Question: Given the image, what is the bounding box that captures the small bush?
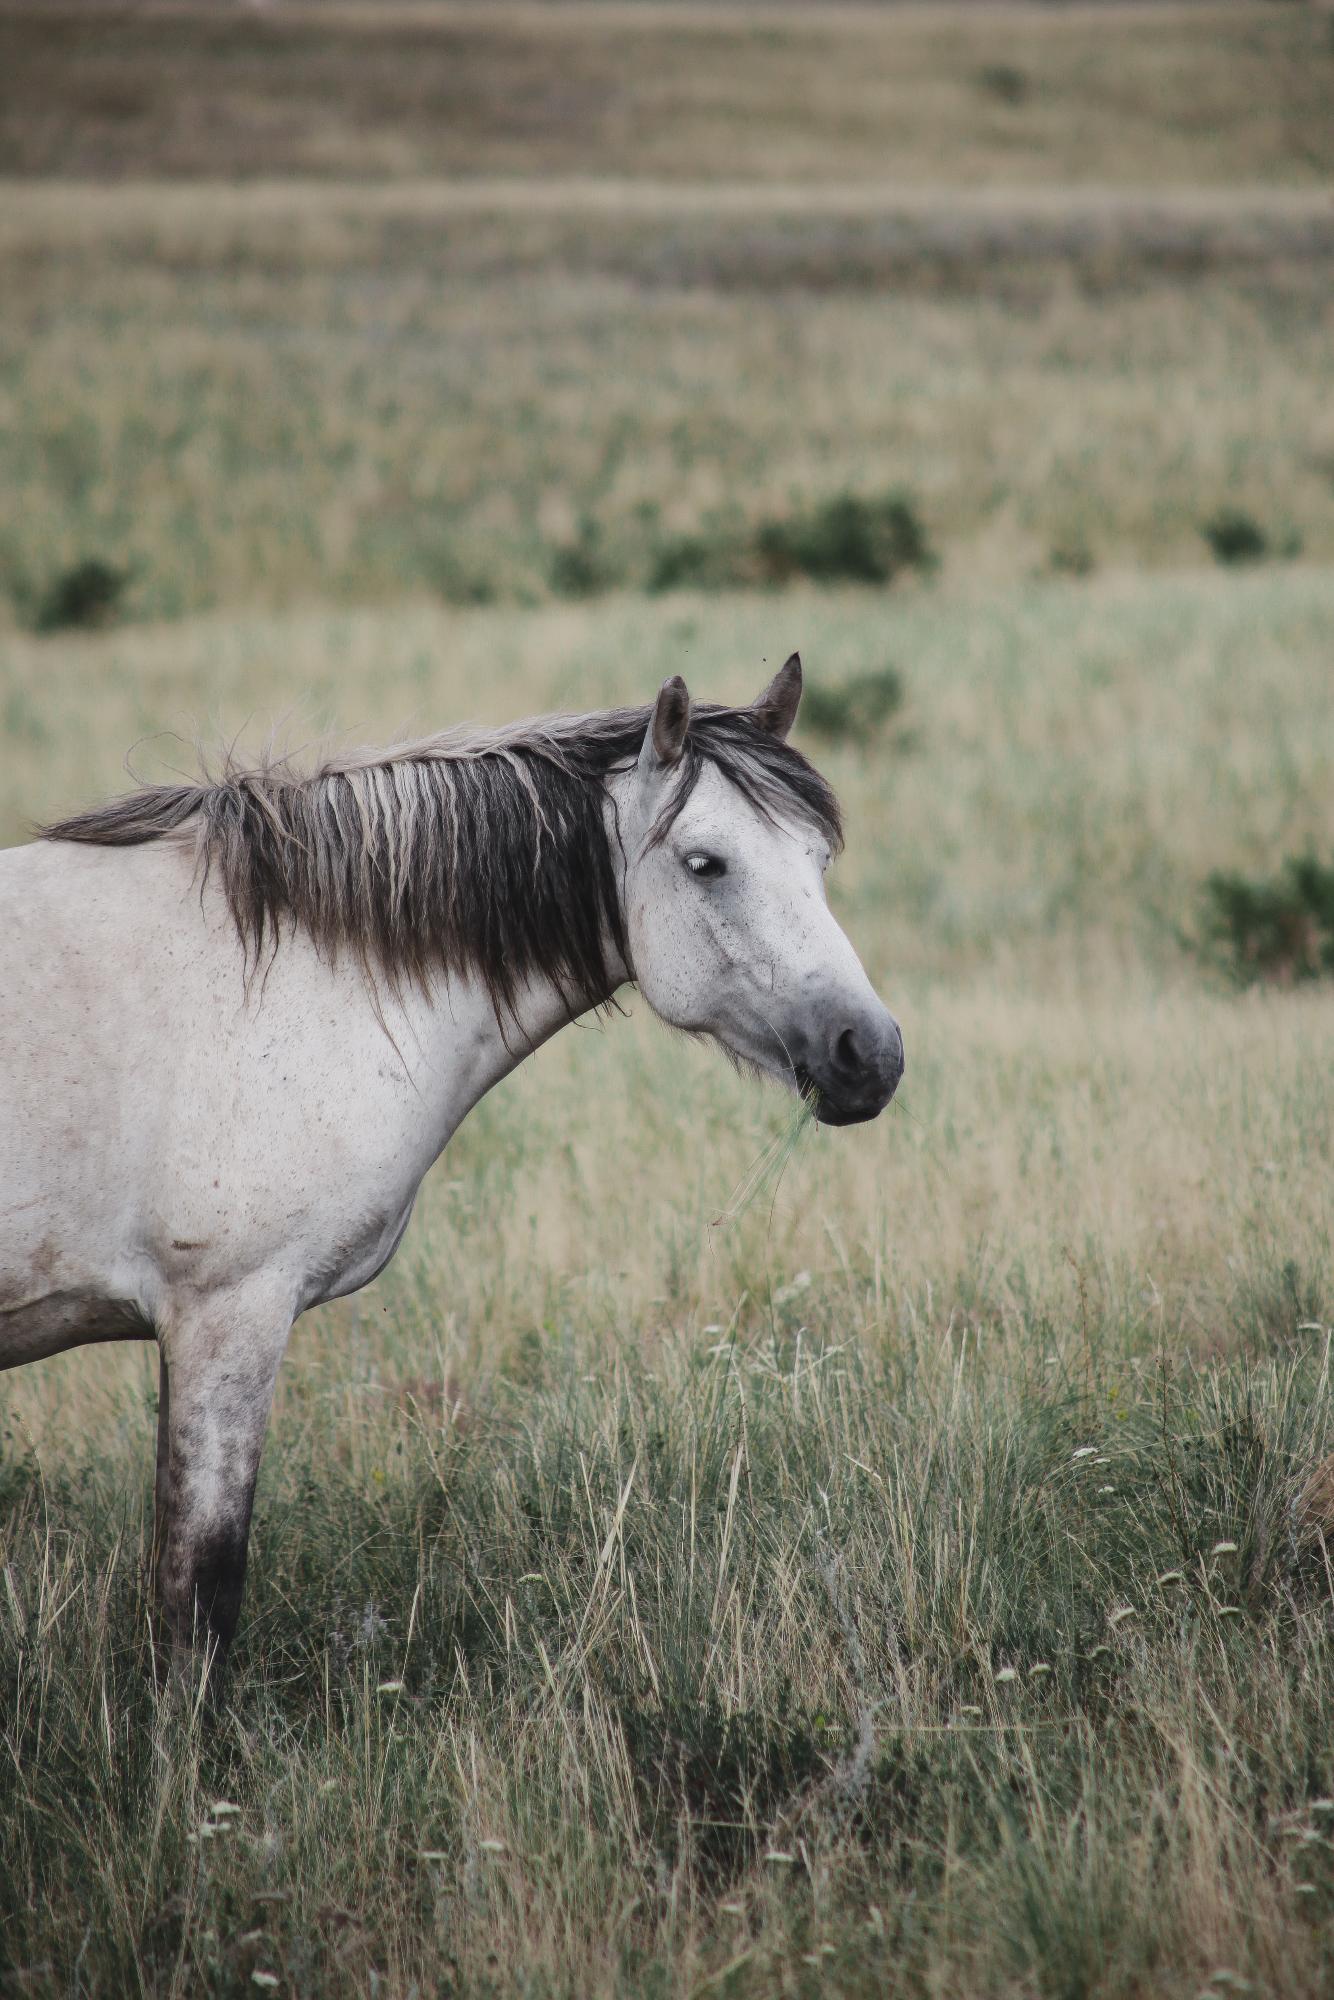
[1201,509,1269,566]
[1202,853,1334,984]
[549,519,613,599]
[33,556,129,632]
[978,63,1029,105]
[1049,533,1095,578]
[754,491,934,587]
[646,492,935,597]
[801,665,904,742]
[425,551,496,606]
[647,532,729,594]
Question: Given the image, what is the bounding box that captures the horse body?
[1,660,903,1668]
[0,836,558,1352]
[1,837,590,1655]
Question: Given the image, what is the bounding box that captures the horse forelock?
[40,704,843,1017]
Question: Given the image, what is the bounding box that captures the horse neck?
[405,784,633,1128]
[425,964,624,1108]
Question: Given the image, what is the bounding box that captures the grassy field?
[3,193,1332,621]
[3,4,1334,1997]
[5,3,1333,186]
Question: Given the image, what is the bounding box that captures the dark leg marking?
[179,1512,257,1660]
[153,1287,291,1684]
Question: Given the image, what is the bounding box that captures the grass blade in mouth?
[711,1094,817,1228]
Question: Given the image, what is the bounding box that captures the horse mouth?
[792,1061,897,1127]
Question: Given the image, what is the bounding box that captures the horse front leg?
[153,1345,171,1588]
[154,1280,292,1683]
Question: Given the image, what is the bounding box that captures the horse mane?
[41,704,843,1019]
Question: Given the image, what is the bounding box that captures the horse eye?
[684,853,726,880]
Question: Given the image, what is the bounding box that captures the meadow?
[2,4,1334,1995]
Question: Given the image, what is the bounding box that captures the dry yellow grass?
[3,1,1332,185]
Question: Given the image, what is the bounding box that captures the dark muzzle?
[794,1006,905,1126]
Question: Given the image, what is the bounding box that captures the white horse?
[0,657,902,1666]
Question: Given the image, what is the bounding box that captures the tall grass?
[5,1285,1334,1996]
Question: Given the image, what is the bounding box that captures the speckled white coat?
[0,672,901,1661]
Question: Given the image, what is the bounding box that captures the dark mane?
[41,704,843,1019]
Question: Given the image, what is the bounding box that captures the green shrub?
[754,491,934,587]
[33,556,129,632]
[648,492,935,596]
[550,519,613,599]
[1202,853,1334,984]
[1200,509,1269,566]
[1049,532,1095,578]
[978,63,1029,105]
[800,665,905,741]
[423,548,496,606]
[647,531,728,594]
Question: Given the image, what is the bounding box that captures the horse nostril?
[833,1016,904,1091]
[834,1026,862,1076]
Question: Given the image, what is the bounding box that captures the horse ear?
[641,674,691,771]
[752,652,802,739]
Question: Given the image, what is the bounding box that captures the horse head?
[611,655,904,1126]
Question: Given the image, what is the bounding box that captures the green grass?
[1,203,1329,623]
[4,3,1334,1992]
[5,1251,1334,1995]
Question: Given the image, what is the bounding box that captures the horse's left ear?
[752,652,802,740]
